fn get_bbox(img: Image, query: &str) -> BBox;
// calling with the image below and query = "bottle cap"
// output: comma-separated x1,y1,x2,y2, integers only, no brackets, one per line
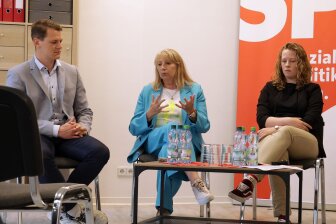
250,127,256,131
171,125,177,129
177,125,183,129
183,125,190,130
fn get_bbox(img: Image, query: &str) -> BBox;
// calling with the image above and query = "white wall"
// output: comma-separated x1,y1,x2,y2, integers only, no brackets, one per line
77,0,240,206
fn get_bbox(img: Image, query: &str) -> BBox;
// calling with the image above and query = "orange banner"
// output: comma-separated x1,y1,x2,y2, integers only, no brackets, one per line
236,0,336,199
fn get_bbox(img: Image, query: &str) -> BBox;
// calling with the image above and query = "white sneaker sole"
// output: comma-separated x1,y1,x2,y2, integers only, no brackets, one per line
197,194,214,205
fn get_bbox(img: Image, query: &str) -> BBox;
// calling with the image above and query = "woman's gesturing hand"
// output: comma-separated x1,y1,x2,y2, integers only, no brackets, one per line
176,95,195,115
146,95,168,121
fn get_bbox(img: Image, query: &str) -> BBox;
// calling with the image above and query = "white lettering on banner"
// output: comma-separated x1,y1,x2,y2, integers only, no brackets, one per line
240,0,336,42
311,67,336,82
240,0,286,42
310,49,336,84
292,0,336,38
310,50,336,65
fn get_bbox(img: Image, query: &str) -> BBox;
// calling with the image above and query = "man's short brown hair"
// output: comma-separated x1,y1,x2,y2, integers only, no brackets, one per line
31,19,62,40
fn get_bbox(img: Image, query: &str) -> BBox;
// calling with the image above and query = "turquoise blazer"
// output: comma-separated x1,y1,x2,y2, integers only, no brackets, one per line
127,82,210,163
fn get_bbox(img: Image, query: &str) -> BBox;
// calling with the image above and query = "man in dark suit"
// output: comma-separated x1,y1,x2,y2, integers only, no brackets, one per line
7,19,109,224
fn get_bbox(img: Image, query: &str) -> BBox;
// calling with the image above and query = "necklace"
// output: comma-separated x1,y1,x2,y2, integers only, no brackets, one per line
165,88,178,100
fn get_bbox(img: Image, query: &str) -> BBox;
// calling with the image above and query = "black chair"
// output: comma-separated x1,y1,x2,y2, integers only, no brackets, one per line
55,156,102,210
0,86,94,224
290,158,326,224
241,158,326,224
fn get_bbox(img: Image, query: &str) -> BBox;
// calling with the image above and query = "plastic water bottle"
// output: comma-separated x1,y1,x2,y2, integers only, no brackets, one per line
180,125,192,163
232,126,246,166
241,126,248,165
177,125,183,161
246,127,258,166
232,126,242,166
167,125,178,163
233,127,242,148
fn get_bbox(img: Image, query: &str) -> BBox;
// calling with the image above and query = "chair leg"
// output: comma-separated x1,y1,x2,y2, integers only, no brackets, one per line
0,212,6,224
130,163,135,220
94,176,101,210
83,200,95,224
18,212,22,224
16,177,23,224
252,185,257,220
200,195,204,217
320,159,326,224
200,172,211,218
313,159,321,224
240,174,257,220
51,202,63,224
52,184,94,224
0,213,4,224
200,206,204,217
240,202,245,220
200,172,206,217
205,172,211,218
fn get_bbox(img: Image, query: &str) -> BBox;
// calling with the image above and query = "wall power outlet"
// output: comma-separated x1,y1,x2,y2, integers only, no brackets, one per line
117,166,133,177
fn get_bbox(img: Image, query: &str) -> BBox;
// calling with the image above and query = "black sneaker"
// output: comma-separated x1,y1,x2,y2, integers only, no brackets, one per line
156,208,172,216
277,215,291,223
228,175,257,203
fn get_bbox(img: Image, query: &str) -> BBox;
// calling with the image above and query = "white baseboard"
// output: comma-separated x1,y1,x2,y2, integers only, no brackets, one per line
232,198,336,211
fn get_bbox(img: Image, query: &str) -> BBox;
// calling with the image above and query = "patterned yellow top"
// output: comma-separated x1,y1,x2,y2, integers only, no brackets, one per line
155,88,182,127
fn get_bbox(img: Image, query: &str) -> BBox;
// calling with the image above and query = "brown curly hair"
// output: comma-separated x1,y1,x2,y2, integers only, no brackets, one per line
272,42,311,90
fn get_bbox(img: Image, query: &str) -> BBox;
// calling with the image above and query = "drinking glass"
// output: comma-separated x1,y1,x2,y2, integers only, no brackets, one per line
201,144,223,166
221,144,233,165
201,144,212,165
210,144,222,165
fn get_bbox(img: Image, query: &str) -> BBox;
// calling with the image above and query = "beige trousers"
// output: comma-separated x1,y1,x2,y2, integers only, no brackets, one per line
256,126,318,217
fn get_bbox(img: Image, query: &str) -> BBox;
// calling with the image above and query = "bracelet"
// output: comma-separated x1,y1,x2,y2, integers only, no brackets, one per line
188,109,197,119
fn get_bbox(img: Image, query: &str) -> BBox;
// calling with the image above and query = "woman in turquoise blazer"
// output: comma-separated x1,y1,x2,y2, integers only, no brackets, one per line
128,49,213,215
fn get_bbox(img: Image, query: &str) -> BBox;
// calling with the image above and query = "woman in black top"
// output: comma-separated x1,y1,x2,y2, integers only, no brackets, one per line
229,42,325,222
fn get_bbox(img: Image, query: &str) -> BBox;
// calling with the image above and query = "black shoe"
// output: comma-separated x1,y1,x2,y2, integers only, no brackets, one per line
277,215,291,223
156,208,172,216
228,175,257,203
